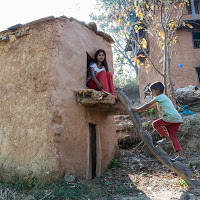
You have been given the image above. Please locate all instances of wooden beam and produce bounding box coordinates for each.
[191,0,196,19]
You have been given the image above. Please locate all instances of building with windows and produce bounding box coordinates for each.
[126,0,200,101]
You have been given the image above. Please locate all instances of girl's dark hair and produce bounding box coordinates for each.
[92,49,109,72]
[149,81,165,93]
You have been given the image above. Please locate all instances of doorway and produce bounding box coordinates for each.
[196,67,200,86]
[88,123,97,179]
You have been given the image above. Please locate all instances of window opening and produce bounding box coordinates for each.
[187,0,199,15]
[86,52,94,81]
[192,32,200,49]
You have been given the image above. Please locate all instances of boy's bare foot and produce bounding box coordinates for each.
[170,156,186,162]
[177,151,186,160]
[156,138,172,145]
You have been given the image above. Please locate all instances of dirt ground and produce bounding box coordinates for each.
[81,112,200,200]
[1,109,199,200]
[81,148,200,200]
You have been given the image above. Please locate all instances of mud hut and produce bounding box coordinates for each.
[0,16,118,181]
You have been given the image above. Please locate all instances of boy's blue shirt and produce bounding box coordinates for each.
[154,94,183,123]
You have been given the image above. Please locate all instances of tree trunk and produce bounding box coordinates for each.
[116,89,200,193]
[163,32,168,96]
[167,46,177,108]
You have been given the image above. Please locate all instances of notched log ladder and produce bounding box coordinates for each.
[75,89,200,192]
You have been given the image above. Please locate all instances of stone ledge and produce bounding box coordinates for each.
[74,89,128,115]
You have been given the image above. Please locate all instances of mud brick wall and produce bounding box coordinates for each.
[0,17,117,181]
[0,20,59,181]
[50,17,117,179]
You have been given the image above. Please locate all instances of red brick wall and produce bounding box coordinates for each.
[138,3,200,102]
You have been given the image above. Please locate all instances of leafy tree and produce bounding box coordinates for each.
[90,0,138,76]
[109,0,191,104]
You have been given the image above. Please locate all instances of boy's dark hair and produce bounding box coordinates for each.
[149,81,165,93]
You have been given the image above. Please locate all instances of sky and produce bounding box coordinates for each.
[0,0,136,78]
[0,0,97,32]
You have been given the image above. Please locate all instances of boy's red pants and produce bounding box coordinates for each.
[87,71,115,95]
[152,118,182,152]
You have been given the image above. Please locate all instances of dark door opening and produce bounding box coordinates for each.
[89,123,97,179]
[196,67,200,86]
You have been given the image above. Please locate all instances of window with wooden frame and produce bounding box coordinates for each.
[187,0,199,15]
[192,32,200,48]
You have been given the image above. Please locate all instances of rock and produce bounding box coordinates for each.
[87,22,97,34]
[97,31,115,44]
[23,195,36,200]
[175,85,200,104]
[64,173,77,183]
[117,132,135,149]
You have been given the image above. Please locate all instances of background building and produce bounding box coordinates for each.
[126,0,200,101]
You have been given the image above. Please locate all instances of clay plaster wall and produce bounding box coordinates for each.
[0,20,58,181]
[0,16,117,181]
[50,17,117,178]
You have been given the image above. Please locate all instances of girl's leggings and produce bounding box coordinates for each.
[152,118,182,152]
[87,70,115,95]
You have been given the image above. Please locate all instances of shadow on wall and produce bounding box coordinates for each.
[86,52,94,82]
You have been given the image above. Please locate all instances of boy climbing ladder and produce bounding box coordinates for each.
[131,81,185,162]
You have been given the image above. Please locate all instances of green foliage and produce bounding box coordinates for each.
[7,171,40,191]
[181,179,188,187]
[104,181,112,186]
[32,180,93,200]
[0,171,95,200]
[197,141,200,148]
[117,179,134,195]
[4,179,94,200]
[142,121,152,131]
[111,158,122,168]
[90,0,138,77]
[114,75,139,100]
[108,0,190,99]
[187,164,192,169]
[145,108,156,119]
[140,107,157,119]
[92,177,99,185]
